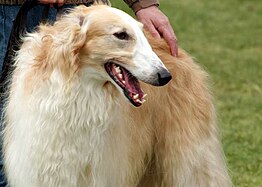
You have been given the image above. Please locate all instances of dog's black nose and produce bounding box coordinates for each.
[157,69,172,86]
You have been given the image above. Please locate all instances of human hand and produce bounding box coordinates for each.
[38,0,65,7]
[136,6,178,57]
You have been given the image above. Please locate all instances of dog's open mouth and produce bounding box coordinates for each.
[104,62,146,107]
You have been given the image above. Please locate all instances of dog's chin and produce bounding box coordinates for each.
[104,61,146,107]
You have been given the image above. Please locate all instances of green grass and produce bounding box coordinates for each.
[112,0,262,186]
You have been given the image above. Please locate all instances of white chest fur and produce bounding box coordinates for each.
[4,75,146,187]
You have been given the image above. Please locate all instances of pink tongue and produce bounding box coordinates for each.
[121,67,143,98]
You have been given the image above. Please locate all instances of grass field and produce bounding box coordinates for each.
[112,0,262,186]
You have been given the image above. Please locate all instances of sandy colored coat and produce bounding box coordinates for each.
[3,5,231,187]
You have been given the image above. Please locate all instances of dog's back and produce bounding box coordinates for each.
[3,5,231,187]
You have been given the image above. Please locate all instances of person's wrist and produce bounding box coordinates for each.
[135,4,159,15]
[131,0,159,13]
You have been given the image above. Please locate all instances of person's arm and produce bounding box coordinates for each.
[124,0,178,57]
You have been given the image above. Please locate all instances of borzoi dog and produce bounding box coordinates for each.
[3,5,231,187]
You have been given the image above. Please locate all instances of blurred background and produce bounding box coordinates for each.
[112,0,262,186]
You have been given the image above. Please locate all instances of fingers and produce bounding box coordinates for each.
[57,3,64,7]
[153,14,178,57]
[135,6,178,57]
[56,0,64,7]
[143,21,161,39]
[157,24,178,57]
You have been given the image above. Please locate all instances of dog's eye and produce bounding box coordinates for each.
[113,31,129,40]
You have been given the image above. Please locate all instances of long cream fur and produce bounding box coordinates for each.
[3,5,231,187]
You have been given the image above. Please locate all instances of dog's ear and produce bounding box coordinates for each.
[37,12,91,81]
[61,14,90,76]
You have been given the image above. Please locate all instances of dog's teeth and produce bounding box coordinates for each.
[118,73,123,79]
[142,99,146,103]
[133,94,139,100]
[142,94,147,99]
[115,66,121,73]
[122,80,126,84]
[136,99,142,104]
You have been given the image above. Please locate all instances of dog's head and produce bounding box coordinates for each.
[39,5,171,107]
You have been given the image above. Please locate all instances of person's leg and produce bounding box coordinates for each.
[27,4,76,32]
[0,5,21,75]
